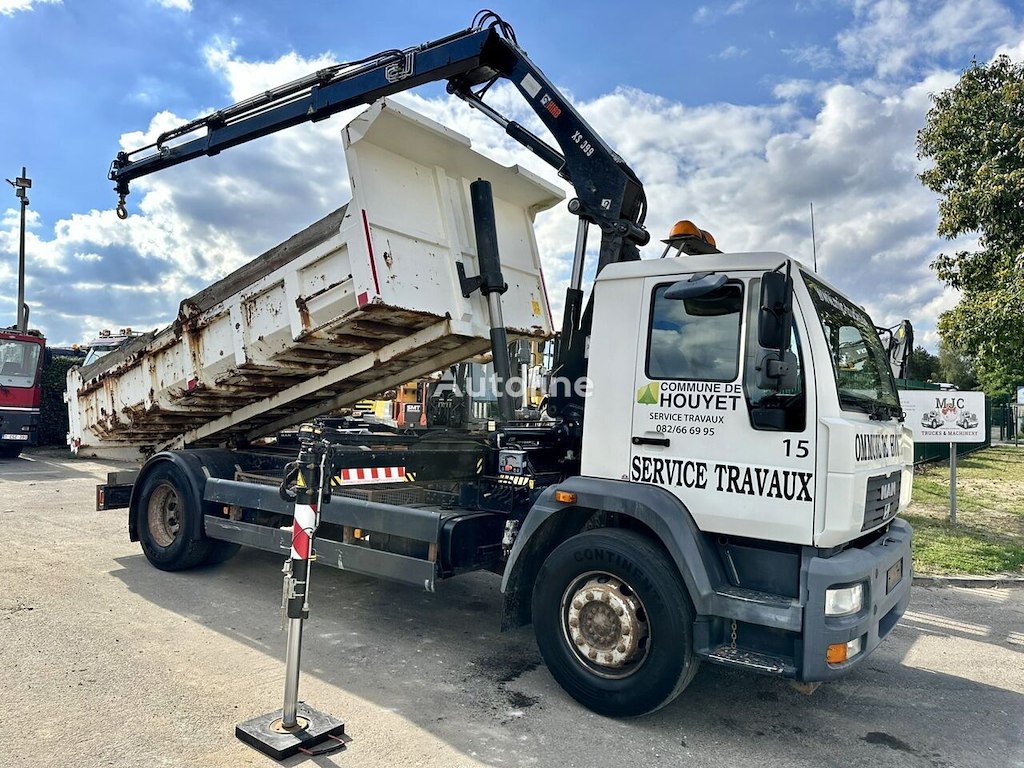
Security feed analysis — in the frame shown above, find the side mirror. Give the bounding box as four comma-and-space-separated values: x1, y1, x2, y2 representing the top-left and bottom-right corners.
756, 350, 799, 391
758, 270, 793, 350
664, 273, 727, 300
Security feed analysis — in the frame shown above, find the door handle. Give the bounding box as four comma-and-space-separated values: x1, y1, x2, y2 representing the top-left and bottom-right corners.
632, 436, 670, 447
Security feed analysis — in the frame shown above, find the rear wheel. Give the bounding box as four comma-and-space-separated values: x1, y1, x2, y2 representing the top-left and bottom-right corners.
0, 445, 22, 459
136, 464, 213, 571
203, 540, 242, 566
531, 529, 698, 717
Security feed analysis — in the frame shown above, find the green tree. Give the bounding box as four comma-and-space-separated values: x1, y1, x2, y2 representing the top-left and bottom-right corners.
917, 55, 1024, 396
39, 355, 82, 446
937, 342, 978, 391
908, 345, 941, 382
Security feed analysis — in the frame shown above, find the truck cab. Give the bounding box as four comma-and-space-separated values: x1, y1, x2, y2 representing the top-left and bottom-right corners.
567, 252, 912, 689
0, 328, 46, 458
585, 253, 911, 544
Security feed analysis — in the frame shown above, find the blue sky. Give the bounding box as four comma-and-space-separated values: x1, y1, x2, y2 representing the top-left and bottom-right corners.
2, 0, 1023, 349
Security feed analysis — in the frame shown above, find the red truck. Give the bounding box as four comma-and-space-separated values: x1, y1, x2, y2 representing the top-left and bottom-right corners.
0, 328, 46, 458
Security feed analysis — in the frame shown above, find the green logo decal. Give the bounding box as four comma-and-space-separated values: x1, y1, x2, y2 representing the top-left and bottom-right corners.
636, 382, 658, 404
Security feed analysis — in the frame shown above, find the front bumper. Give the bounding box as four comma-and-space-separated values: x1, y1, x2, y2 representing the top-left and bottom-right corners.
0, 409, 39, 446
800, 518, 912, 680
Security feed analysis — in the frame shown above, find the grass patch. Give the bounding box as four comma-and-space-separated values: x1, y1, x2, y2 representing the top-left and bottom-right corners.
907, 445, 1024, 575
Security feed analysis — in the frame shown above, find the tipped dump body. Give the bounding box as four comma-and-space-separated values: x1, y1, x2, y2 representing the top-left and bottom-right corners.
68, 99, 562, 458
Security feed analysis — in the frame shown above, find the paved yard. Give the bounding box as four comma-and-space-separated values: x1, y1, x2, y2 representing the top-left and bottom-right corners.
1, 449, 1022, 768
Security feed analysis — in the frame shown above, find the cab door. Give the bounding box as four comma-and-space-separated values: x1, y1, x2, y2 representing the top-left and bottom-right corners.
629, 274, 818, 545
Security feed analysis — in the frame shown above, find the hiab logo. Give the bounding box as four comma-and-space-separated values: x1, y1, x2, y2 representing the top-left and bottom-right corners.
637, 383, 658, 404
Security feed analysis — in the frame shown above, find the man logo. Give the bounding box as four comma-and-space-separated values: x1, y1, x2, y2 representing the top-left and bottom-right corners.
636, 383, 658, 404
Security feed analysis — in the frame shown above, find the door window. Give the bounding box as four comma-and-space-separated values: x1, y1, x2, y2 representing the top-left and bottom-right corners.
645, 282, 743, 382
743, 278, 806, 431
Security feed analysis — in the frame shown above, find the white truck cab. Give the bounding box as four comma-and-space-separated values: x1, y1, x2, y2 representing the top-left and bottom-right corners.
585, 252, 912, 547
572, 251, 912, 688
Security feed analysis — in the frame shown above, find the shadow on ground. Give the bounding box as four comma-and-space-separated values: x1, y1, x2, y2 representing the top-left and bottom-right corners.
111, 550, 1023, 768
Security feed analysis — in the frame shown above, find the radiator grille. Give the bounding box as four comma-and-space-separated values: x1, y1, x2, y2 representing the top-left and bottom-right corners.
863, 471, 901, 531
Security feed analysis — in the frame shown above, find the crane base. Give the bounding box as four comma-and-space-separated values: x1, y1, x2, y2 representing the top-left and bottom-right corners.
236, 703, 346, 760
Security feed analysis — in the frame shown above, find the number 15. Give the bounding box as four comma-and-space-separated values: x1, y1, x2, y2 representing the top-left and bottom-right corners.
783, 439, 810, 458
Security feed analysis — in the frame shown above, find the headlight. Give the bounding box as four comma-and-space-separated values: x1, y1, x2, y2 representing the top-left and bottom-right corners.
825, 583, 864, 616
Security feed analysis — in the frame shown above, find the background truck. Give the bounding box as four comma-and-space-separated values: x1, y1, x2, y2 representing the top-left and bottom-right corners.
1, 327, 46, 458
74, 11, 913, 717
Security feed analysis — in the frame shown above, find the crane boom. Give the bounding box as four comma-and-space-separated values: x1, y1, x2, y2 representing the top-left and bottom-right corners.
110, 17, 648, 261
109, 12, 650, 421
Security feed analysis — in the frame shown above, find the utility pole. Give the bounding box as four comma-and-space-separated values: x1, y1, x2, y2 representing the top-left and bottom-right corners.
6, 168, 32, 331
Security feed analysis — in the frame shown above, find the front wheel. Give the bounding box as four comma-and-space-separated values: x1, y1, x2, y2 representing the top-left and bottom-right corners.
531, 529, 698, 717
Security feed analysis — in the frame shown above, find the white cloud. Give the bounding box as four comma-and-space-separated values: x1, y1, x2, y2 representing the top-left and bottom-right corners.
837, 0, 1020, 78
784, 44, 836, 70
994, 38, 1024, 61
716, 45, 750, 60
0, 0, 60, 16
693, 1, 749, 24
772, 79, 819, 100
153, 0, 191, 11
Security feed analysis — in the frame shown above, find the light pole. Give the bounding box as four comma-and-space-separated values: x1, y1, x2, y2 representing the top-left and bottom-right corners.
6, 168, 31, 331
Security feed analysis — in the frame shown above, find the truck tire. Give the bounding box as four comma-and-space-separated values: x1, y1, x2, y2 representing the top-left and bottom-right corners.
203, 540, 242, 566
531, 529, 698, 717
136, 464, 213, 571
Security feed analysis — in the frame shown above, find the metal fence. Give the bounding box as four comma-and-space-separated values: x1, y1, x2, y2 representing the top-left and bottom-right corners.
994, 402, 1024, 443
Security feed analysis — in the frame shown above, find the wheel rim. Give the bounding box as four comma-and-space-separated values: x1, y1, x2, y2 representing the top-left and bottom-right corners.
147, 483, 182, 548
560, 571, 651, 679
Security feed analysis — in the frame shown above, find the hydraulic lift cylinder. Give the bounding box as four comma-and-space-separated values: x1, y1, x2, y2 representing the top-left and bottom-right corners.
470, 179, 516, 423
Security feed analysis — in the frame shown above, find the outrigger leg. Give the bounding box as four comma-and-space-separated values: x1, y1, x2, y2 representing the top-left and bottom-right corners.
235, 439, 346, 760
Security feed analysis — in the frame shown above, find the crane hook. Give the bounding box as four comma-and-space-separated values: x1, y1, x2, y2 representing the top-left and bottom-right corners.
116, 195, 128, 220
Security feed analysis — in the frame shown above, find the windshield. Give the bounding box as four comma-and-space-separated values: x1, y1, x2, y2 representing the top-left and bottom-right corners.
802, 273, 900, 417
0, 339, 43, 389
83, 346, 116, 366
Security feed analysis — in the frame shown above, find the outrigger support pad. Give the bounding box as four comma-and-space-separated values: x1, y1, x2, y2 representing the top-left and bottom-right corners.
235, 703, 346, 760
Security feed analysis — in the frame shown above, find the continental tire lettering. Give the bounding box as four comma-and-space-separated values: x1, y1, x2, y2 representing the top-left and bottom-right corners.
572, 548, 648, 586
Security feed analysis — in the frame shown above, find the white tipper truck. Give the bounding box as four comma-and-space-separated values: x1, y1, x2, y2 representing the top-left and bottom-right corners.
75, 12, 913, 719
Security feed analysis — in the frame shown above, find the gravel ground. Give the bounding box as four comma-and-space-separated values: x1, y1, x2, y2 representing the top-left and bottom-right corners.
1, 448, 1022, 768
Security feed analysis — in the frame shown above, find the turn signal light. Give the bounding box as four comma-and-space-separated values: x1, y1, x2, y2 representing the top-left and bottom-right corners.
826, 642, 848, 664
826, 637, 863, 665
554, 490, 577, 504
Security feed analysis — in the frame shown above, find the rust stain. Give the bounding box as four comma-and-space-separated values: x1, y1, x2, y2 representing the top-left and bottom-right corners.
295, 295, 312, 331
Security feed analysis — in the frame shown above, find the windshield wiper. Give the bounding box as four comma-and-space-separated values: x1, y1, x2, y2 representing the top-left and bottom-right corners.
841, 392, 901, 421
